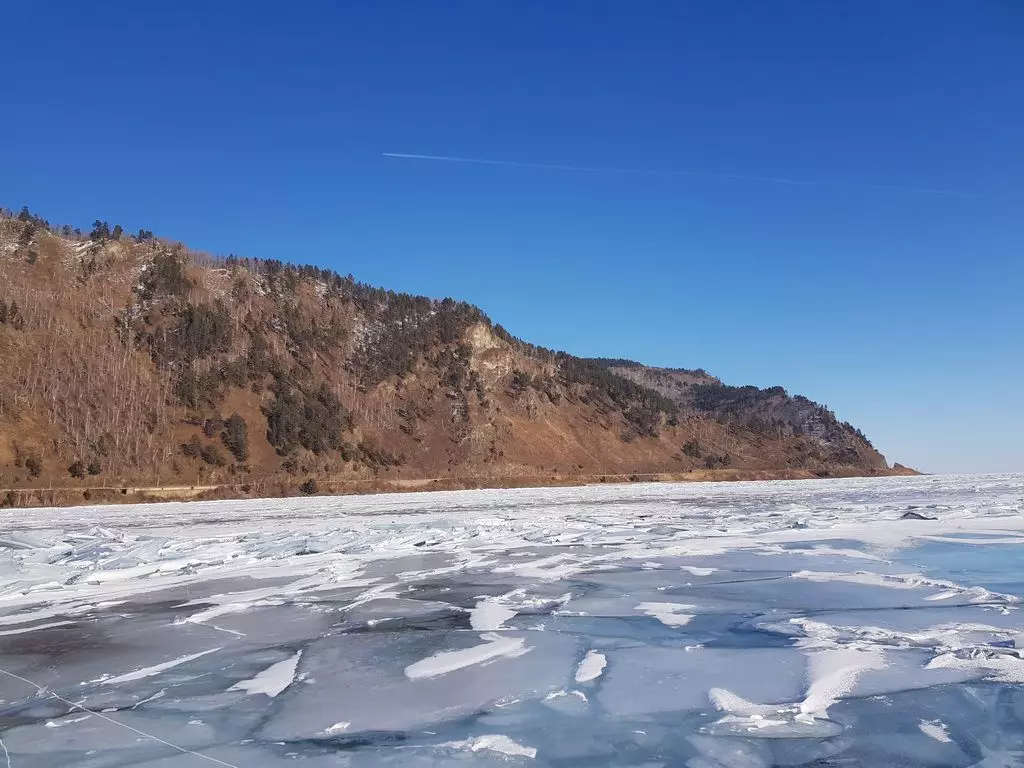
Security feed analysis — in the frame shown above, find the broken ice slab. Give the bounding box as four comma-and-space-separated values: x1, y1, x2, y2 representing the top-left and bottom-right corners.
599, 647, 806, 717
257, 628, 581, 738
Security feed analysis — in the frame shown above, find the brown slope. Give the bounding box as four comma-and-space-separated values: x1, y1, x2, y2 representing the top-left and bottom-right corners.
0, 208, 900, 503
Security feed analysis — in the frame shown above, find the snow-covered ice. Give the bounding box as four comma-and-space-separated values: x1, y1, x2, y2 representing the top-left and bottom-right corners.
228, 650, 301, 697
574, 650, 606, 683
404, 632, 531, 679
920, 719, 953, 743
1, 473, 1023, 765
635, 601, 696, 627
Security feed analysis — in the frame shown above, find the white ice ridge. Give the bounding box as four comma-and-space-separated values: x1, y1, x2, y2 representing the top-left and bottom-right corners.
706, 648, 892, 729
790, 616, 1023, 655
44, 714, 91, 728
439, 734, 537, 759
919, 720, 952, 742
405, 633, 530, 679
100, 647, 221, 685
790, 570, 1018, 604
681, 565, 717, 576
926, 649, 1024, 683
229, 650, 302, 697
635, 602, 695, 627
470, 598, 518, 631
799, 647, 888, 719
705, 688, 840, 738
0, 620, 73, 636
575, 650, 607, 683
1, 474, 1022, 623
492, 553, 586, 580
707, 688, 779, 717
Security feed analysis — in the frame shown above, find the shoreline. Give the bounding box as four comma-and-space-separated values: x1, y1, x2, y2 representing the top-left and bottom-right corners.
0, 465, 919, 509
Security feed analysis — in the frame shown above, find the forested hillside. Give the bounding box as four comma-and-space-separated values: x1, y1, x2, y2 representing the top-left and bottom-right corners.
0, 207, 900, 504
595, 361, 886, 470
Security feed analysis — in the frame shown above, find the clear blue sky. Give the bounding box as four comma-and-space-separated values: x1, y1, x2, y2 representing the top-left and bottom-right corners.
2, 1, 1021, 474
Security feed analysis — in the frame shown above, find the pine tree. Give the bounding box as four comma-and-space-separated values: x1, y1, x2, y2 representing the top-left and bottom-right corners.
90, 220, 111, 241
221, 413, 248, 462
181, 435, 202, 458
18, 223, 35, 247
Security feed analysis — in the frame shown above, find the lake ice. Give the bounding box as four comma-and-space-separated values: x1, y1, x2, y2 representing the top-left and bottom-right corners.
1, 473, 1023, 766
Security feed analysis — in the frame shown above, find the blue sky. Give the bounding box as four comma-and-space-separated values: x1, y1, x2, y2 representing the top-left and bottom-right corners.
2, 1, 1021, 473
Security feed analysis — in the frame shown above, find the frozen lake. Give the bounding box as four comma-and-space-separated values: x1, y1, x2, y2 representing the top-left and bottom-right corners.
1, 473, 1023, 767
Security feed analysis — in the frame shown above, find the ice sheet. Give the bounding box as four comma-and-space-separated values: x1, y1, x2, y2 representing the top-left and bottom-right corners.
1, 473, 1022, 766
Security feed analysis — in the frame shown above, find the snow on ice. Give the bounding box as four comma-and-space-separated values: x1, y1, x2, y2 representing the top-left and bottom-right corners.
1, 473, 1023, 765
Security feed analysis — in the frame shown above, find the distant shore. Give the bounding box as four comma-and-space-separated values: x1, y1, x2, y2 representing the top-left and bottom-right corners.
0, 465, 919, 509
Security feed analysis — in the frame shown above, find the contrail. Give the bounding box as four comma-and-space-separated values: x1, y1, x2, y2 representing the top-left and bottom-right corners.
382, 152, 981, 199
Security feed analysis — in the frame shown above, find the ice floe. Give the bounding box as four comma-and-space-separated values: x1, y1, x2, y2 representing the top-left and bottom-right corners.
574, 650, 607, 683
228, 651, 302, 697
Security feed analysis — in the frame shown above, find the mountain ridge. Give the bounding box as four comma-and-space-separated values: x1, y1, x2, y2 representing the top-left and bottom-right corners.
0, 206, 909, 506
